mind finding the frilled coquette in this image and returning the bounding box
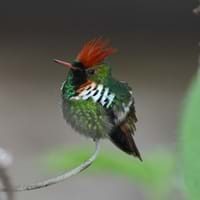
[55,38,142,161]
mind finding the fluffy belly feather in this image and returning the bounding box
[62,98,113,139]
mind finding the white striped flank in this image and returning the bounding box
[78,82,97,100]
[100,88,109,106]
[114,97,134,124]
[92,84,104,102]
[71,82,115,108]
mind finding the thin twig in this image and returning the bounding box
[0,148,14,200]
[0,168,14,200]
[195,7,200,73]
[193,0,200,15]
[198,43,200,72]
[1,140,100,192]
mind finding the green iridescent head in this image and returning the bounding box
[88,63,111,84]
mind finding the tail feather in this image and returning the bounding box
[110,126,142,161]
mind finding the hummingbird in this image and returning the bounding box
[54,38,142,161]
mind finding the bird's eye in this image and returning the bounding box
[87,69,95,75]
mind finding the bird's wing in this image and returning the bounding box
[107,80,142,160]
[107,79,137,126]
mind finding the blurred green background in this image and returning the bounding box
[0,0,200,200]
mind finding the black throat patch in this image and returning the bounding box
[71,61,87,89]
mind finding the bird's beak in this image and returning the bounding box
[54,59,77,70]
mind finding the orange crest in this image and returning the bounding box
[76,38,117,68]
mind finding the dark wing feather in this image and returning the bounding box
[107,79,141,161]
[109,103,142,161]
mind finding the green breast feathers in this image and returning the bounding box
[61,72,134,139]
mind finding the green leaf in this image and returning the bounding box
[180,73,200,200]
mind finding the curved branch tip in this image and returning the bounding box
[1,140,100,192]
